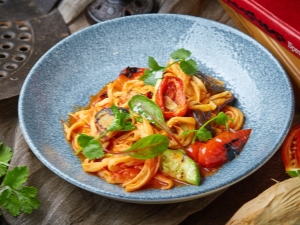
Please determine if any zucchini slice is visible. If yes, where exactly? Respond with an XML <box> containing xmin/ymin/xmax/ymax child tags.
<box><xmin>160</xmin><ymin>149</ymin><xmax>200</xmax><ymax>185</ymax></box>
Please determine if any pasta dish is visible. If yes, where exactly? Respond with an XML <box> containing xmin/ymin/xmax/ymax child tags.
<box><xmin>63</xmin><ymin>49</ymin><xmax>251</xmax><ymax>192</ymax></box>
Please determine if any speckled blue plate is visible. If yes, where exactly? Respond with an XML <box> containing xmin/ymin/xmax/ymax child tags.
<box><xmin>18</xmin><ymin>14</ymin><xmax>294</xmax><ymax>204</ymax></box>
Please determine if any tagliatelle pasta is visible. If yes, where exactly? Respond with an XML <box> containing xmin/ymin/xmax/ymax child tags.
<box><xmin>64</xmin><ymin>51</ymin><xmax>250</xmax><ymax>192</ymax></box>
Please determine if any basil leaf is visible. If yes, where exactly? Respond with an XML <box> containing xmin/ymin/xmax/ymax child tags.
<box><xmin>125</xmin><ymin>134</ymin><xmax>169</xmax><ymax>159</ymax></box>
<box><xmin>128</xmin><ymin>95</ymin><xmax>165</xmax><ymax>128</ymax></box>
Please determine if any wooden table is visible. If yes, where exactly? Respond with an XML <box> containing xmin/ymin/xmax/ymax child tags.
<box><xmin>0</xmin><ymin>0</ymin><xmax>296</xmax><ymax>224</ymax></box>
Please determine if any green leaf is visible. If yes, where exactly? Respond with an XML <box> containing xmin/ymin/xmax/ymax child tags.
<box><xmin>214</xmin><ymin>112</ymin><xmax>233</xmax><ymax>130</ymax></box>
<box><xmin>148</xmin><ymin>56</ymin><xmax>163</xmax><ymax>70</ymax></box>
<box><xmin>140</xmin><ymin>70</ymin><xmax>160</xmax><ymax>86</ymax></box>
<box><xmin>195</xmin><ymin>128</ymin><xmax>212</xmax><ymax>142</ymax></box>
<box><xmin>180</xmin><ymin>59</ymin><xmax>197</xmax><ymax>75</ymax></box>
<box><xmin>128</xmin><ymin>95</ymin><xmax>187</xmax><ymax>150</ymax></box>
<box><xmin>0</xmin><ymin>185</ymin><xmax>40</xmax><ymax>217</ymax></box>
<box><xmin>0</xmin><ymin>189</ymin><xmax>20</xmax><ymax>217</ymax></box>
<box><xmin>0</xmin><ymin>142</ymin><xmax>13</xmax><ymax>177</ymax></box>
<box><xmin>140</xmin><ymin>48</ymin><xmax>198</xmax><ymax>86</ymax></box>
<box><xmin>107</xmin><ymin>105</ymin><xmax>122</xmax><ymax>131</ymax></box>
<box><xmin>182</xmin><ymin>112</ymin><xmax>233</xmax><ymax>142</ymax></box>
<box><xmin>18</xmin><ymin>186</ymin><xmax>41</xmax><ymax>214</ymax></box>
<box><xmin>77</xmin><ymin>134</ymin><xmax>94</xmax><ymax>148</ymax></box>
<box><xmin>107</xmin><ymin>105</ymin><xmax>135</xmax><ymax>132</ymax></box>
<box><xmin>0</xmin><ymin>143</ymin><xmax>40</xmax><ymax>217</ymax></box>
<box><xmin>82</xmin><ymin>139</ymin><xmax>104</xmax><ymax>160</ymax></box>
<box><xmin>170</xmin><ymin>48</ymin><xmax>191</xmax><ymax>60</ymax></box>
<box><xmin>128</xmin><ymin>95</ymin><xmax>165</xmax><ymax>128</ymax></box>
<box><xmin>3</xmin><ymin>166</ymin><xmax>28</xmax><ymax>189</ymax></box>
<box><xmin>125</xmin><ymin>134</ymin><xmax>169</xmax><ymax>159</ymax></box>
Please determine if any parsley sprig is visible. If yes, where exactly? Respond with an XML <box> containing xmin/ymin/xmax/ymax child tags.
<box><xmin>140</xmin><ymin>48</ymin><xmax>198</xmax><ymax>86</ymax></box>
<box><xmin>0</xmin><ymin>142</ymin><xmax>40</xmax><ymax>217</ymax></box>
<box><xmin>182</xmin><ymin>112</ymin><xmax>233</xmax><ymax>143</ymax></box>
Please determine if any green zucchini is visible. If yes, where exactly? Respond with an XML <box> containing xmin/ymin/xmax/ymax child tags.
<box><xmin>160</xmin><ymin>149</ymin><xmax>200</xmax><ymax>185</ymax></box>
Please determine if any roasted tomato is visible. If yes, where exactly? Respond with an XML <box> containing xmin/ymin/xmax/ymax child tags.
<box><xmin>187</xmin><ymin>129</ymin><xmax>252</xmax><ymax>168</ymax></box>
<box><xmin>113</xmin><ymin>67</ymin><xmax>145</xmax><ymax>91</ymax></box>
<box><xmin>281</xmin><ymin>124</ymin><xmax>300</xmax><ymax>177</ymax></box>
<box><xmin>155</xmin><ymin>76</ymin><xmax>188</xmax><ymax>119</ymax></box>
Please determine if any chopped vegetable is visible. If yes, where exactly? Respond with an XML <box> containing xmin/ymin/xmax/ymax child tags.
<box><xmin>187</xmin><ymin>129</ymin><xmax>252</xmax><ymax>168</ymax></box>
<box><xmin>160</xmin><ymin>149</ymin><xmax>200</xmax><ymax>185</ymax></box>
<box><xmin>155</xmin><ymin>76</ymin><xmax>188</xmax><ymax>119</ymax></box>
<box><xmin>281</xmin><ymin>124</ymin><xmax>300</xmax><ymax>177</ymax></box>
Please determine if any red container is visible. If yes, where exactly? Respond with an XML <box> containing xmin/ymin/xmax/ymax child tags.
<box><xmin>218</xmin><ymin>0</ymin><xmax>300</xmax><ymax>105</ymax></box>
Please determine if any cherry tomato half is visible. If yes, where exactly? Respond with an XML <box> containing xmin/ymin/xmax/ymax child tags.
<box><xmin>155</xmin><ymin>76</ymin><xmax>188</xmax><ymax>119</ymax></box>
<box><xmin>281</xmin><ymin>124</ymin><xmax>300</xmax><ymax>177</ymax></box>
<box><xmin>187</xmin><ymin>129</ymin><xmax>252</xmax><ymax>168</ymax></box>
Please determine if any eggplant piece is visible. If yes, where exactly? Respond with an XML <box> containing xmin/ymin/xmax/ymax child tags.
<box><xmin>216</xmin><ymin>94</ymin><xmax>235</xmax><ymax>111</ymax></box>
<box><xmin>191</xmin><ymin>110</ymin><xmax>216</xmax><ymax>136</ymax></box>
<box><xmin>94</xmin><ymin>107</ymin><xmax>129</xmax><ymax>135</ymax></box>
<box><xmin>195</xmin><ymin>71</ymin><xmax>225</xmax><ymax>95</ymax></box>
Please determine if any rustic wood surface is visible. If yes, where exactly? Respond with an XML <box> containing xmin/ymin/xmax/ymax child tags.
<box><xmin>0</xmin><ymin>0</ymin><xmax>296</xmax><ymax>224</ymax></box>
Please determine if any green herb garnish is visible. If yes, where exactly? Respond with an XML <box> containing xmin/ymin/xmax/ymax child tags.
<box><xmin>125</xmin><ymin>134</ymin><xmax>169</xmax><ymax>160</ymax></box>
<box><xmin>0</xmin><ymin>142</ymin><xmax>40</xmax><ymax>217</ymax></box>
<box><xmin>128</xmin><ymin>95</ymin><xmax>187</xmax><ymax>150</ymax></box>
<box><xmin>140</xmin><ymin>48</ymin><xmax>197</xmax><ymax>86</ymax></box>
<box><xmin>76</xmin><ymin>105</ymin><xmax>136</xmax><ymax>159</ymax></box>
<box><xmin>77</xmin><ymin>134</ymin><xmax>104</xmax><ymax>160</ymax></box>
<box><xmin>108</xmin><ymin>104</ymin><xmax>135</xmax><ymax>132</ymax></box>
<box><xmin>128</xmin><ymin>95</ymin><xmax>165</xmax><ymax>129</ymax></box>
<box><xmin>182</xmin><ymin>112</ymin><xmax>233</xmax><ymax>143</ymax></box>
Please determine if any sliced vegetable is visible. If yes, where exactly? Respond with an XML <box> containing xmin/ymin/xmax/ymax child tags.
<box><xmin>281</xmin><ymin>124</ymin><xmax>300</xmax><ymax>177</ymax></box>
<box><xmin>194</xmin><ymin>71</ymin><xmax>225</xmax><ymax>95</ymax></box>
<box><xmin>160</xmin><ymin>149</ymin><xmax>200</xmax><ymax>185</ymax></box>
<box><xmin>187</xmin><ymin>129</ymin><xmax>252</xmax><ymax>168</ymax></box>
<box><xmin>155</xmin><ymin>76</ymin><xmax>188</xmax><ymax>119</ymax></box>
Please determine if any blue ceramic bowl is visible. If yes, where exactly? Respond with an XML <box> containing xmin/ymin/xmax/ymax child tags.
<box><xmin>18</xmin><ymin>14</ymin><xmax>294</xmax><ymax>204</ymax></box>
